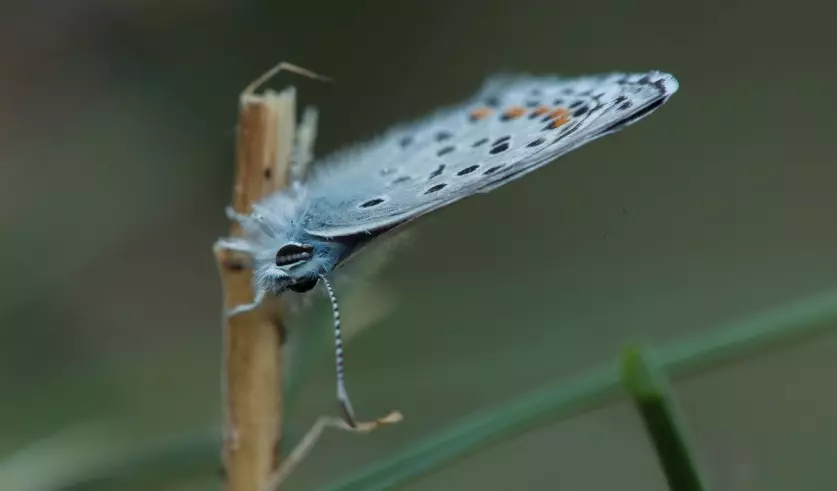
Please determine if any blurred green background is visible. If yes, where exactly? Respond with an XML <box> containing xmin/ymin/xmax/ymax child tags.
<box><xmin>3</xmin><ymin>0</ymin><xmax>837</xmax><ymax>489</ymax></box>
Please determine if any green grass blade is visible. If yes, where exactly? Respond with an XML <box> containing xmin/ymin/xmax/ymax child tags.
<box><xmin>0</xmin><ymin>429</ymin><xmax>219</xmax><ymax>491</ymax></box>
<box><xmin>622</xmin><ymin>345</ymin><xmax>707</xmax><ymax>491</ymax></box>
<box><xmin>321</xmin><ymin>287</ymin><xmax>837</xmax><ymax>491</ymax></box>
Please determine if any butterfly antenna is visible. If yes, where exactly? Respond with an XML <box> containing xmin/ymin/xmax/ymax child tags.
<box><xmin>243</xmin><ymin>62</ymin><xmax>332</xmax><ymax>96</ymax></box>
<box><xmin>319</xmin><ymin>275</ymin><xmax>357</xmax><ymax>427</ymax></box>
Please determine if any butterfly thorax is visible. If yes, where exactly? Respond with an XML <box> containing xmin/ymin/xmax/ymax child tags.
<box><xmin>239</xmin><ymin>190</ymin><xmax>366</xmax><ymax>293</ymax></box>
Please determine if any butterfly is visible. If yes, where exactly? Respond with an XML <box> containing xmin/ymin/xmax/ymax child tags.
<box><xmin>216</xmin><ymin>69</ymin><xmax>679</xmax><ymax>426</ymax></box>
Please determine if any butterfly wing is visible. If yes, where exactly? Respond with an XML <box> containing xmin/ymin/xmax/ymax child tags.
<box><xmin>302</xmin><ymin>71</ymin><xmax>678</xmax><ymax>238</ymax></box>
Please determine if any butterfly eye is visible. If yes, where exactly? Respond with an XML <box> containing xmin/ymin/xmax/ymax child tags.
<box><xmin>276</xmin><ymin>243</ymin><xmax>314</xmax><ymax>267</ymax></box>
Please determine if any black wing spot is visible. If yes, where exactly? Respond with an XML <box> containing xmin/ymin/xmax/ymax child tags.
<box><xmin>493</xmin><ymin>136</ymin><xmax>510</xmax><ymax>146</ymax></box>
<box><xmin>435</xmin><ymin>130</ymin><xmax>453</xmax><ymax>142</ymax></box>
<box><xmin>569</xmin><ymin>101</ymin><xmax>584</xmax><ymax>109</ymax></box>
<box><xmin>525</xmin><ymin>99</ymin><xmax>540</xmax><ymax>108</ymax></box>
<box><xmin>602</xmin><ymin>98</ymin><xmax>666</xmax><ymax>133</ymax></box>
<box><xmin>527</xmin><ymin>137</ymin><xmax>545</xmax><ymax>148</ymax></box>
<box><xmin>391</xmin><ymin>176</ymin><xmax>411</xmax><ymax>185</ymax></box>
<box><xmin>573</xmin><ymin>105</ymin><xmax>589</xmax><ymax>117</ymax></box>
<box><xmin>562</xmin><ymin>87</ymin><xmax>574</xmax><ymax>95</ymax></box>
<box><xmin>429</xmin><ymin>164</ymin><xmax>445</xmax><ymax>179</ymax></box>
<box><xmin>484</xmin><ymin>165</ymin><xmax>504</xmax><ymax>175</ymax></box>
<box><xmin>399</xmin><ymin>136</ymin><xmax>413</xmax><ymax>148</ymax></box>
<box><xmin>553</xmin><ymin>98</ymin><xmax>564</xmax><ymax>105</ymax></box>
<box><xmin>485</xmin><ymin>96</ymin><xmax>501</xmax><ymax>108</ymax></box>
<box><xmin>558</xmin><ymin>123</ymin><xmax>580</xmax><ymax>137</ymax></box>
<box><xmin>618</xmin><ymin>100</ymin><xmax>633</xmax><ymax>111</ymax></box>
<box><xmin>360</xmin><ymin>198</ymin><xmax>385</xmax><ymax>208</ymax></box>
<box><xmin>490</xmin><ymin>142</ymin><xmax>509</xmax><ymax>154</ymax></box>
<box><xmin>457</xmin><ymin>165</ymin><xmax>479</xmax><ymax>176</ymax></box>
<box><xmin>437</xmin><ymin>146</ymin><xmax>455</xmax><ymax>157</ymax></box>
<box><xmin>529</xmin><ymin>88</ymin><xmax>542</xmax><ymax>96</ymax></box>
<box><xmin>425</xmin><ymin>183</ymin><xmax>447</xmax><ymax>194</ymax></box>
<box><xmin>473</xmin><ymin>137</ymin><xmax>489</xmax><ymax>147</ymax></box>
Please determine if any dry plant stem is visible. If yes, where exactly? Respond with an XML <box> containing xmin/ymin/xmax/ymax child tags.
<box><xmin>214</xmin><ymin>85</ymin><xmax>297</xmax><ymax>491</ymax></box>
<box><xmin>216</xmin><ymin>62</ymin><xmax>401</xmax><ymax>490</ymax></box>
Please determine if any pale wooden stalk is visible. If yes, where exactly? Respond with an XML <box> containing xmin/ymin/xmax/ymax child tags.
<box><xmin>214</xmin><ymin>80</ymin><xmax>296</xmax><ymax>491</ymax></box>
<box><xmin>215</xmin><ymin>63</ymin><xmax>402</xmax><ymax>491</ymax></box>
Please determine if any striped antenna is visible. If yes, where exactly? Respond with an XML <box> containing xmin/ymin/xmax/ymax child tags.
<box><xmin>319</xmin><ymin>275</ymin><xmax>357</xmax><ymax>427</ymax></box>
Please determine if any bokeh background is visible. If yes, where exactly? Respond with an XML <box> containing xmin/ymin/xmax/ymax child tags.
<box><xmin>3</xmin><ymin>0</ymin><xmax>837</xmax><ymax>489</ymax></box>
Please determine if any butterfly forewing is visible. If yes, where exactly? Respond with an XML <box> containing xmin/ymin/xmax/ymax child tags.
<box><xmin>302</xmin><ymin>71</ymin><xmax>678</xmax><ymax>237</ymax></box>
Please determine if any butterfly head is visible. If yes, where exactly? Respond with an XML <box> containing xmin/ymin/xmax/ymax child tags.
<box><xmin>252</xmin><ymin>240</ymin><xmax>320</xmax><ymax>293</ymax></box>
<box><xmin>233</xmin><ymin>194</ymin><xmax>341</xmax><ymax>294</ymax></box>
<box><xmin>251</xmin><ymin>233</ymin><xmax>350</xmax><ymax>294</ymax></box>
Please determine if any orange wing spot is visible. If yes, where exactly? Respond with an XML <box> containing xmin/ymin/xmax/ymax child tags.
<box><xmin>469</xmin><ymin>107</ymin><xmax>493</xmax><ymax>121</ymax></box>
<box><xmin>501</xmin><ymin>106</ymin><xmax>527</xmax><ymax>120</ymax></box>
<box><xmin>531</xmin><ymin>105</ymin><xmax>550</xmax><ymax>116</ymax></box>
<box><xmin>548</xmin><ymin>108</ymin><xmax>569</xmax><ymax>119</ymax></box>
<box><xmin>549</xmin><ymin>114</ymin><xmax>570</xmax><ymax>129</ymax></box>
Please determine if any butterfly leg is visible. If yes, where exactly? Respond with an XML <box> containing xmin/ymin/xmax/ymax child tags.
<box><xmin>225</xmin><ymin>206</ymin><xmax>250</xmax><ymax>225</ymax></box>
<box><xmin>290</xmin><ymin>106</ymin><xmax>319</xmax><ymax>186</ymax></box>
<box><xmin>213</xmin><ymin>238</ymin><xmax>266</xmax><ymax>317</ymax></box>
<box><xmin>226</xmin><ymin>288</ymin><xmax>266</xmax><ymax>317</ymax></box>
<box><xmin>262</xmin><ymin>412</ymin><xmax>403</xmax><ymax>491</ymax></box>
<box><xmin>214</xmin><ymin>237</ymin><xmax>256</xmax><ymax>259</ymax></box>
